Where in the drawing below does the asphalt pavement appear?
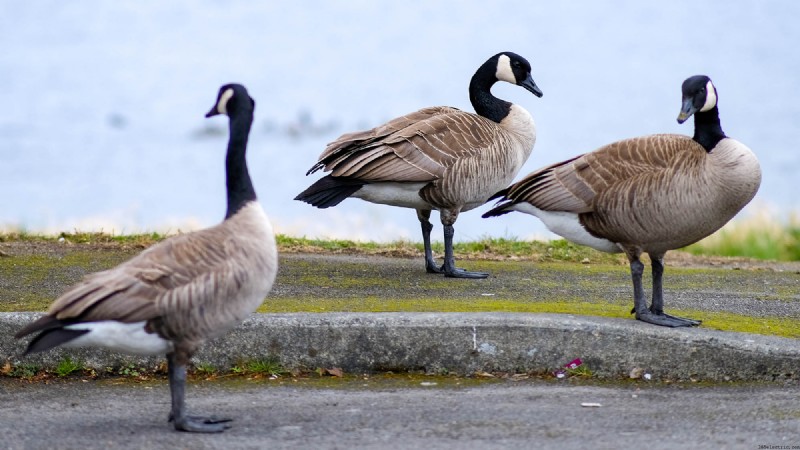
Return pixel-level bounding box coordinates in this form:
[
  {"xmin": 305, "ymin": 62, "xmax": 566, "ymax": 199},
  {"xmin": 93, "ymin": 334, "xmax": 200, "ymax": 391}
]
[{"xmin": 1, "ymin": 376, "xmax": 798, "ymax": 449}]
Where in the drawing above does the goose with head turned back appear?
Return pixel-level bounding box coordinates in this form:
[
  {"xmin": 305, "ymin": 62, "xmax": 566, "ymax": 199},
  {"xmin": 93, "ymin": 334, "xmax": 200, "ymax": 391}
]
[
  {"xmin": 295, "ymin": 52, "xmax": 543, "ymax": 278},
  {"xmin": 14, "ymin": 84, "xmax": 278, "ymax": 432},
  {"xmin": 483, "ymin": 75, "xmax": 760, "ymax": 327}
]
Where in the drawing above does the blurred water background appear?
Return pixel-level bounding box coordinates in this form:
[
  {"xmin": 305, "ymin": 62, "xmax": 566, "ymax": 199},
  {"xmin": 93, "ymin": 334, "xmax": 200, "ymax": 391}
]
[{"xmin": 2, "ymin": 1, "xmax": 798, "ymax": 241}]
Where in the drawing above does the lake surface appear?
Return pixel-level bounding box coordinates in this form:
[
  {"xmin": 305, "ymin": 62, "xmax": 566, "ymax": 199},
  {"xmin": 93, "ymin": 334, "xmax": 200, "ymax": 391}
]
[{"xmin": 2, "ymin": 1, "xmax": 798, "ymax": 241}]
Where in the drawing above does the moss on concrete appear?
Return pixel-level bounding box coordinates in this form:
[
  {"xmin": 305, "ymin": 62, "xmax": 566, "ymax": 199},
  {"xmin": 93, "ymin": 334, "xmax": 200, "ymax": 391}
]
[
  {"xmin": 258, "ymin": 298, "xmax": 800, "ymax": 338},
  {"xmin": 0, "ymin": 250, "xmax": 137, "ymax": 312},
  {"xmin": 1, "ymin": 240, "xmax": 798, "ymax": 339}
]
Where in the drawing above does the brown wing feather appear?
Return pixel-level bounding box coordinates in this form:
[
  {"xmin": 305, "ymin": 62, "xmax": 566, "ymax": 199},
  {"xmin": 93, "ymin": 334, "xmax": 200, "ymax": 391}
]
[
  {"xmin": 505, "ymin": 134, "xmax": 699, "ymax": 212},
  {"xmin": 308, "ymin": 106, "xmax": 501, "ymax": 183},
  {"xmin": 45, "ymin": 226, "xmax": 237, "ymax": 326}
]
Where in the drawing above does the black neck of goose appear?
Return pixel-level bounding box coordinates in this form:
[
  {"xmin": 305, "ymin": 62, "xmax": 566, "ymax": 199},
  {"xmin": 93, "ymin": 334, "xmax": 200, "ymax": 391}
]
[
  {"xmin": 692, "ymin": 106, "xmax": 726, "ymax": 152},
  {"xmin": 225, "ymin": 109, "xmax": 257, "ymax": 219},
  {"xmin": 469, "ymin": 62, "xmax": 512, "ymax": 124}
]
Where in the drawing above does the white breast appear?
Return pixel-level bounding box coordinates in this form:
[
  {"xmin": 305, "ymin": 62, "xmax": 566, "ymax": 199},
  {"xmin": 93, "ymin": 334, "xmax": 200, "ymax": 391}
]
[
  {"xmin": 498, "ymin": 104, "xmax": 537, "ymax": 175},
  {"xmin": 500, "ymin": 104, "xmax": 537, "ymax": 144},
  {"xmin": 707, "ymin": 138, "xmax": 762, "ymax": 210}
]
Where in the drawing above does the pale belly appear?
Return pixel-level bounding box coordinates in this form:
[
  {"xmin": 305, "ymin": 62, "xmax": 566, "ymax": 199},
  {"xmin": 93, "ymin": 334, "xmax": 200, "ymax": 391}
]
[
  {"xmin": 64, "ymin": 321, "xmax": 173, "ymax": 355},
  {"xmin": 353, "ymin": 182, "xmax": 432, "ymax": 210},
  {"xmin": 511, "ymin": 203, "xmax": 622, "ymax": 253}
]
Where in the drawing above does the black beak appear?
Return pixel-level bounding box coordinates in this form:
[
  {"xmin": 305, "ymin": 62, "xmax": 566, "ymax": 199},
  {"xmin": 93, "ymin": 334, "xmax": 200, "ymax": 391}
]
[
  {"xmin": 520, "ymin": 74, "xmax": 543, "ymax": 98},
  {"xmin": 677, "ymin": 97, "xmax": 696, "ymax": 124},
  {"xmin": 205, "ymin": 106, "xmax": 220, "ymax": 118}
]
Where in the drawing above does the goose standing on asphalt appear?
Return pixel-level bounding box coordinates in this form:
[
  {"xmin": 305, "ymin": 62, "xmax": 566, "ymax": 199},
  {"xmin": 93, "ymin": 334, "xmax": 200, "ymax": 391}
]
[
  {"xmin": 295, "ymin": 52, "xmax": 543, "ymax": 278},
  {"xmin": 483, "ymin": 75, "xmax": 761, "ymax": 327},
  {"xmin": 15, "ymin": 84, "xmax": 278, "ymax": 432}
]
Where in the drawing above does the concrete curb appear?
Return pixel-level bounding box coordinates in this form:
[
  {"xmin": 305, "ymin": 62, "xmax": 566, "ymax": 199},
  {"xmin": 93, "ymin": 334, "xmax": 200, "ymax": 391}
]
[{"xmin": 2, "ymin": 312, "xmax": 799, "ymax": 381}]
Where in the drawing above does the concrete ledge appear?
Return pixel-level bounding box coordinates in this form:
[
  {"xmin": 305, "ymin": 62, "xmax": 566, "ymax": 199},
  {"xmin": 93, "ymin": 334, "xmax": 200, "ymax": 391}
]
[{"xmin": 2, "ymin": 312, "xmax": 799, "ymax": 381}]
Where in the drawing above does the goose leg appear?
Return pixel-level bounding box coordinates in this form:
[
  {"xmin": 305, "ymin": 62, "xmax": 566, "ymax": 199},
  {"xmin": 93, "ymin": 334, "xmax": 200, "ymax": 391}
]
[
  {"xmin": 627, "ymin": 253, "xmax": 699, "ymax": 327},
  {"xmin": 629, "ymin": 256, "xmax": 650, "ymax": 320},
  {"xmin": 417, "ymin": 209, "xmax": 443, "ymax": 274},
  {"xmin": 440, "ymin": 210, "xmax": 488, "ymax": 278},
  {"xmin": 650, "ymin": 254, "xmax": 701, "ymax": 327},
  {"xmin": 167, "ymin": 352, "xmax": 232, "ymax": 433}
]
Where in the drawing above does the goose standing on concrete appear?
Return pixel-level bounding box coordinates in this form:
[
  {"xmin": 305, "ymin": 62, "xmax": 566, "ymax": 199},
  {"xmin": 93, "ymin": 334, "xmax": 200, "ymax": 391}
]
[
  {"xmin": 15, "ymin": 84, "xmax": 278, "ymax": 432},
  {"xmin": 295, "ymin": 52, "xmax": 543, "ymax": 278},
  {"xmin": 483, "ymin": 75, "xmax": 760, "ymax": 327}
]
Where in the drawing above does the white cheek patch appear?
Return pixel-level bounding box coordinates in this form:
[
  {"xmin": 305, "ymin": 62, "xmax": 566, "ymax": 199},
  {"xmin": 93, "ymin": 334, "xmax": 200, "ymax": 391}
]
[
  {"xmin": 700, "ymin": 80, "xmax": 717, "ymax": 112},
  {"xmin": 495, "ymin": 54, "xmax": 516, "ymax": 84},
  {"xmin": 217, "ymin": 88, "xmax": 234, "ymax": 115}
]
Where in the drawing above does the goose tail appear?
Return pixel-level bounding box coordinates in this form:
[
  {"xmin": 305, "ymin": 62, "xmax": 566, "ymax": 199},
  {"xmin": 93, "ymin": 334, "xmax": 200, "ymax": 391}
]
[
  {"xmin": 482, "ymin": 189, "xmax": 515, "ymax": 218},
  {"xmin": 15, "ymin": 315, "xmax": 89, "ymax": 355},
  {"xmin": 294, "ymin": 175, "xmax": 365, "ymax": 208}
]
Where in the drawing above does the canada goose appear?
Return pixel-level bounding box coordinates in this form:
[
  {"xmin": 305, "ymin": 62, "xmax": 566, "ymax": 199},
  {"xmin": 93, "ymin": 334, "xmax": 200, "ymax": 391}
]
[
  {"xmin": 14, "ymin": 84, "xmax": 278, "ymax": 432},
  {"xmin": 295, "ymin": 52, "xmax": 543, "ymax": 278},
  {"xmin": 483, "ymin": 75, "xmax": 761, "ymax": 327}
]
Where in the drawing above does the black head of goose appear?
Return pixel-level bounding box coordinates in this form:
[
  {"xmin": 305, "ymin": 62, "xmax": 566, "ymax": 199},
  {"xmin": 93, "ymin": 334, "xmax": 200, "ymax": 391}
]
[
  {"xmin": 483, "ymin": 75, "xmax": 760, "ymax": 327},
  {"xmin": 15, "ymin": 84, "xmax": 278, "ymax": 432},
  {"xmin": 295, "ymin": 51, "xmax": 543, "ymax": 278}
]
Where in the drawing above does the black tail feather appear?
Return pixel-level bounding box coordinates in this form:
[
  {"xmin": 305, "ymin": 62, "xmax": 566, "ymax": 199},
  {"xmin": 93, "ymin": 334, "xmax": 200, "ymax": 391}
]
[
  {"xmin": 481, "ymin": 188, "xmax": 515, "ymax": 219},
  {"xmin": 16, "ymin": 314, "xmax": 89, "ymax": 355},
  {"xmin": 24, "ymin": 328, "xmax": 89, "ymax": 355},
  {"xmin": 482, "ymin": 200, "xmax": 515, "ymax": 218},
  {"xmin": 295, "ymin": 175, "xmax": 365, "ymax": 208},
  {"xmin": 486, "ymin": 187, "xmax": 509, "ymax": 202},
  {"xmin": 15, "ymin": 314, "xmax": 63, "ymax": 339}
]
